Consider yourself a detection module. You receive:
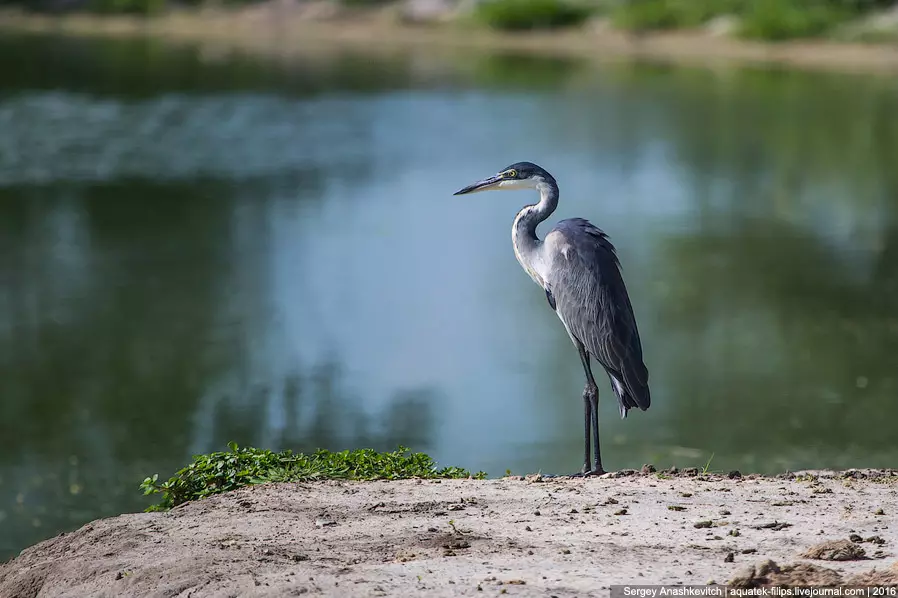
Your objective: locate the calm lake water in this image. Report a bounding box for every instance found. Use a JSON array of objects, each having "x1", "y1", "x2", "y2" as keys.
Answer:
[{"x1": 2, "y1": 32, "x2": 897, "y2": 559}]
